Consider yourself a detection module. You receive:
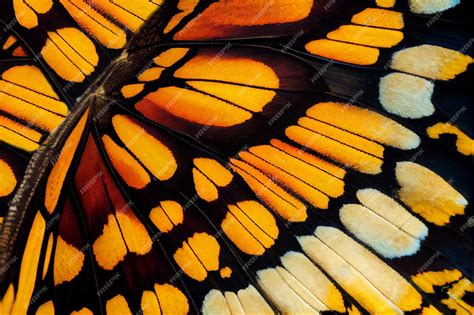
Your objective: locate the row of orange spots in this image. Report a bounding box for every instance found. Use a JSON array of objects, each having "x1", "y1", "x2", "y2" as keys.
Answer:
[
  {"x1": 135, "y1": 52, "x2": 279, "y2": 127},
  {"x1": 221, "y1": 200, "x2": 279, "y2": 256},
  {"x1": 0, "y1": 65, "x2": 67, "y2": 133},
  {"x1": 305, "y1": 8, "x2": 404, "y2": 65},
  {"x1": 427, "y1": 123, "x2": 474, "y2": 156},
  {"x1": 121, "y1": 48, "x2": 190, "y2": 98},
  {"x1": 2, "y1": 35, "x2": 28, "y2": 57},
  {"x1": 93, "y1": 206, "x2": 152, "y2": 270},
  {"x1": 173, "y1": 232, "x2": 221, "y2": 281},
  {"x1": 45, "y1": 110, "x2": 88, "y2": 214},
  {"x1": 149, "y1": 200, "x2": 184, "y2": 233},
  {"x1": 192, "y1": 158, "x2": 233, "y2": 202}
]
